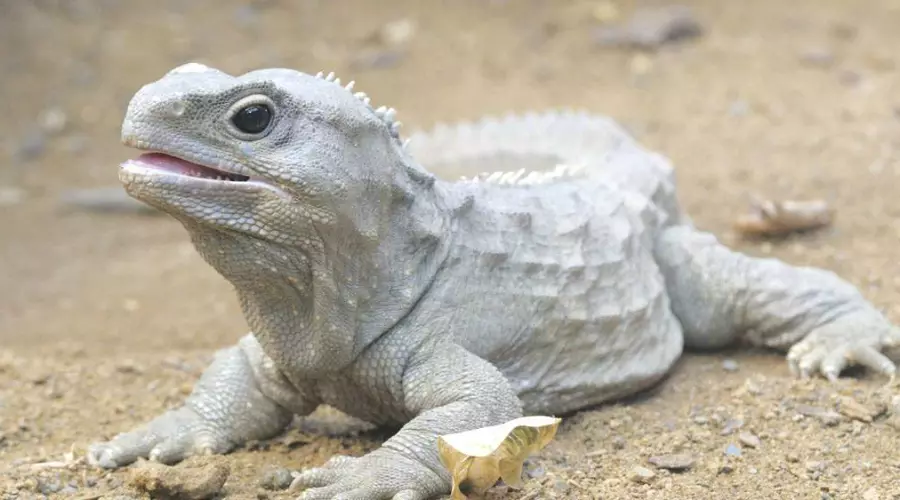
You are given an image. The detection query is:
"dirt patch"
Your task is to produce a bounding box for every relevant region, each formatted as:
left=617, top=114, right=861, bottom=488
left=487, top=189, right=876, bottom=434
left=2, top=0, right=900, bottom=498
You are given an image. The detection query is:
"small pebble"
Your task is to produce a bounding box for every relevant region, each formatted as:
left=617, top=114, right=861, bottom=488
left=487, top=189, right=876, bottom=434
left=798, top=48, right=835, bottom=68
left=721, top=418, right=743, bottom=435
left=593, top=5, right=703, bottom=49
left=862, top=486, right=880, bottom=500
left=350, top=49, right=406, bottom=70
left=552, top=478, right=570, bottom=494
left=648, top=453, right=695, bottom=471
left=805, top=460, right=826, bottom=472
left=722, top=359, right=739, bottom=372
left=36, top=478, right=63, bottom=495
left=738, top=431, right=761, bottom=448
left=115, top=359, right=143, bottom=374
left=259, top=466, right=293, bottom=491
left=16, top=129, right=46, bottom=161
left=724, top=443, right=742, bottom=457
left=838, top=69, right=862, bottom=86
left=39, top=108, right=68, bottom=134
left=628, top=466, right=655, bottom=484
left=794, top=404, right=842, bottom=426
left=378, top=18, right=416, bottom=45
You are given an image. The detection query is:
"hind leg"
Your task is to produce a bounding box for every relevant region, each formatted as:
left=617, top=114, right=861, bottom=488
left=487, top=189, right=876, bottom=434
left=654, top=226, right=898, bottom=381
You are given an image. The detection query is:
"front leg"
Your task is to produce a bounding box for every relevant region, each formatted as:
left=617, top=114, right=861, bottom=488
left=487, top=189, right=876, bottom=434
left=87, top=334, right=319, bottom=468
left=291, top=341, right=523, bottom=500
left=654, top=226, right=899, bottom=381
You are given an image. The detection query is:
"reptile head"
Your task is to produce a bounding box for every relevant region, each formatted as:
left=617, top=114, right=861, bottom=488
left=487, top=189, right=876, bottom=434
left=118, top=62, right=411, bottom=248
left=117, top=63, right=445, bottom=365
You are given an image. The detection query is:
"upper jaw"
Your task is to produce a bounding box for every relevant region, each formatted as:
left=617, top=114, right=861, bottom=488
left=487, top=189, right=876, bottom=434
left=119, top=136, right=290, bottom=199
left=122, top=134, right=258, bottom=180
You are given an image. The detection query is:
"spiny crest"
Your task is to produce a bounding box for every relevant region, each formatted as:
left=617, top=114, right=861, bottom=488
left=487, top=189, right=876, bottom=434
left=459, top=163, right=588, bottom=186
left=314, top=71, right=404, bottom=142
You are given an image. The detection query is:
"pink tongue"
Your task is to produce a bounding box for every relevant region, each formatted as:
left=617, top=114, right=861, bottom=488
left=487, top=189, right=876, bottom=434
left=133, top=152, right=221, bottom=176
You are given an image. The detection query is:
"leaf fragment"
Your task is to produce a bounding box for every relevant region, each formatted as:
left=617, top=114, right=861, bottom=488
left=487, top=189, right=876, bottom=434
left=437, top=416, right=561, bottom=499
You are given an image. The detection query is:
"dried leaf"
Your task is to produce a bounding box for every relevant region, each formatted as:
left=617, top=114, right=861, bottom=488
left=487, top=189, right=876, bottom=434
left=437, top=416, right=561, bottom=499
left=734, top=198, right=834, bottom=238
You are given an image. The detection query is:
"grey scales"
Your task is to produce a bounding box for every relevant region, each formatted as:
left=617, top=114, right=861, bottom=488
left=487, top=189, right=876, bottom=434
left=85, top=63, right=900, bottom=500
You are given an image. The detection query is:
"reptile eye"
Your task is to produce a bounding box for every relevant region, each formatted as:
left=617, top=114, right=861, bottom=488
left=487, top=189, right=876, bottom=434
left=231, top=103, right=272, bottom=134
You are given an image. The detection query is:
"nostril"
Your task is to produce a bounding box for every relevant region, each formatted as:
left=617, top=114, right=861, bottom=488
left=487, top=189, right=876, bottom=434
left=167, top=100, right=187, bottom=118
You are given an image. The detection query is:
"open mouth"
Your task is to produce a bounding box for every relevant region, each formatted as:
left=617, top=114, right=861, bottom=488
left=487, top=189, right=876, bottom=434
left=120, top=150, right=292, bottom=202
left=126, top=152, right=251, bottom=182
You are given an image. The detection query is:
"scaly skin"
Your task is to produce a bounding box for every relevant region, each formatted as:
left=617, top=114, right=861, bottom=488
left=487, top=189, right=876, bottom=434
left=86, top=63, right=899, bottom=500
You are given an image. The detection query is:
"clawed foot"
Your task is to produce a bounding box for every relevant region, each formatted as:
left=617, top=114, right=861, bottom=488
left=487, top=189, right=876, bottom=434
left=291, top=449, right=447, bottom=500
left=87, top=342, right=295, bottom=469
left=786, top=309, right=900, bottom=382
left=87, top=406, right=235, bottom=469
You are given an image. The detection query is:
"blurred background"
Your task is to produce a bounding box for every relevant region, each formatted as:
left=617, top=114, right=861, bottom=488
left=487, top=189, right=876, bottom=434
left=1, top=1, right=899, bottom=498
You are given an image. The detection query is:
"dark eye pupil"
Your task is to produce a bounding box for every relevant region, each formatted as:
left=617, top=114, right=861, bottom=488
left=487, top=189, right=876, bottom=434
left=232, top=104, right=271, bottom=134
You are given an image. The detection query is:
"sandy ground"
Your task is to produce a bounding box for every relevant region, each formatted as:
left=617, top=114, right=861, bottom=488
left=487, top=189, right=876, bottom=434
left=2, top=0, right=900, bottom=498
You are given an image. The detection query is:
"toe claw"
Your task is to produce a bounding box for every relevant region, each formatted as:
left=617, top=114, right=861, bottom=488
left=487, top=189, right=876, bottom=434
left=820, top=348, right=849, bottom=383
left=883, top=328, right=900, bottom=346
left=787, top=357, right=800, bottom=377
left=148, top=436, right=194, bottom=465
left=798, top=358, right=819, bottom=379
left=849, top=345, right=896, bottom=377
left=87, top=446, right=119, bottom=469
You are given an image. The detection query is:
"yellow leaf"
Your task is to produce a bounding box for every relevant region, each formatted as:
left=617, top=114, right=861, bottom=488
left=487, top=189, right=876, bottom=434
left=437, top=416, right=561, bottom=499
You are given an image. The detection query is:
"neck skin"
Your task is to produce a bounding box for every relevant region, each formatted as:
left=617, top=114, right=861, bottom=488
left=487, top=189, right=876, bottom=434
left=183, top=152, right=457, bottom=381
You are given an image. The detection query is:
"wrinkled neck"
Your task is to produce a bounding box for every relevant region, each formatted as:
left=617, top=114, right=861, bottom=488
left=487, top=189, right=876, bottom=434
left=314, top=154, right=453, bottom=353
left=199, top=156, right=455, bottom=380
